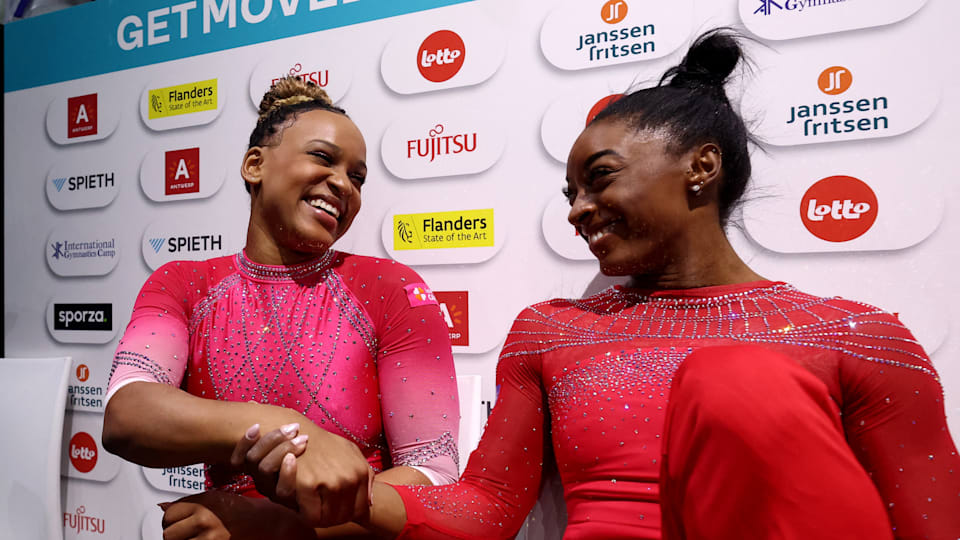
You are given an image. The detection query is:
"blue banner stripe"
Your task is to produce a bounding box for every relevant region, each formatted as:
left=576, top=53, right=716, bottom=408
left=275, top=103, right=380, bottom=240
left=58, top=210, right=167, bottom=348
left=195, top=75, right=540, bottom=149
left=4, top=0, right=473, bottom=92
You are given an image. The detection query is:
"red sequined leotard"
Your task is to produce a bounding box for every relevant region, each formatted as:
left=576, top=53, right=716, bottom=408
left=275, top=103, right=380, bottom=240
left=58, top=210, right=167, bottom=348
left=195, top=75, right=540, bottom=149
left=107, top=250, right=460, bottom=490
left=394, top=281, right=959, bottom=539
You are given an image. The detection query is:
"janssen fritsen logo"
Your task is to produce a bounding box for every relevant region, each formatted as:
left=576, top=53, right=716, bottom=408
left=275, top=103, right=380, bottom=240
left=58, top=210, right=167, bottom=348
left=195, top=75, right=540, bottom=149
left=54, top=303, right=112, bottom=331
left=786, top=66, right=889, bottom=138
left=69, top=431, right=98, bottom=473
left=800, top=175, right=878, bottom=242
left=51, top=171, right=115, bottom=193
left=418, top=30, right=466, bottom=83
left=165, top=147, right=200, bottom=195
left=67, top=93, right=98, bottom=139
left=754, top=0, right=849, bottom=16
left=576, top=1, right=655, bottom=63
left=435, top=291, right=469, bottom=346
left=407, top=124, right=478, bottom=163
left=76, top=364, right=91, bottom=382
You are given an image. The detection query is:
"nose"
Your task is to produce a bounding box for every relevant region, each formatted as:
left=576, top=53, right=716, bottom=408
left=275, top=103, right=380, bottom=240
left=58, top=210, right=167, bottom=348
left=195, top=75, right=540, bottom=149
left=325, top=167, right=350, bottom=195
left=567, top=191, right=596, bottom=232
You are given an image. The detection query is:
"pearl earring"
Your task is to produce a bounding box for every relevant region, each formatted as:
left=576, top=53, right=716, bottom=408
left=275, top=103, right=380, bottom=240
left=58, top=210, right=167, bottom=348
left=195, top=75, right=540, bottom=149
left=690, top=182, right=704, bottom=194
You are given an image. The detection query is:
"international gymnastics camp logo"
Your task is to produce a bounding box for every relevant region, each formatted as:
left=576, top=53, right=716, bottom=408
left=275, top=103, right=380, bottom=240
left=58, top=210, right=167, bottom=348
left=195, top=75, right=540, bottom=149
left=800, top=175, right=877, bottom=242
left=754, top=0, right=849, bottom=16
left=417, top=30, right=466, bottom=83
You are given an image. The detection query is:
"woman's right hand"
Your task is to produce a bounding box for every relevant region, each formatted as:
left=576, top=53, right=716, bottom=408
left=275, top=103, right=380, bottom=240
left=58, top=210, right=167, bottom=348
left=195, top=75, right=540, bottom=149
left=232, top=423, right=375, bottom=528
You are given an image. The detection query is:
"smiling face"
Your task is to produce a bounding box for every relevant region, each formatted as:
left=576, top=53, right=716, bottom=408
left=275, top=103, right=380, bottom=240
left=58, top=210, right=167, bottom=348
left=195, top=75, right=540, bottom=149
left=565, top=119, right=697, bottom=278
left=244, top=108, right=367, bottom=262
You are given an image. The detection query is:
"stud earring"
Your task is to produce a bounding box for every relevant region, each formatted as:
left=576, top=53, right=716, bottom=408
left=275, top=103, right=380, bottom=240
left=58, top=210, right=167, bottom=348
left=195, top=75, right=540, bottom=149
left=690, top=181, right=704, bottom=194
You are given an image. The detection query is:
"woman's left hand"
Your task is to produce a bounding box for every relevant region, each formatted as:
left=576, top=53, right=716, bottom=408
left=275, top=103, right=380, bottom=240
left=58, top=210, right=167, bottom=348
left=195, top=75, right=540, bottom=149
left=160, top=491, right=317, bottom=540
left=160, top=499, right=230, bottom=540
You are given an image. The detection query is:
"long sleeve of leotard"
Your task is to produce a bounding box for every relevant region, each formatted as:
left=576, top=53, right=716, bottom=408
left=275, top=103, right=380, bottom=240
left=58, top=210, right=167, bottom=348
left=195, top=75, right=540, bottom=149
left=392, top=307, right=549, bottom=539
left=355, top=261, right=461, bottom=486
left=831, top=306, right=960, bottom=539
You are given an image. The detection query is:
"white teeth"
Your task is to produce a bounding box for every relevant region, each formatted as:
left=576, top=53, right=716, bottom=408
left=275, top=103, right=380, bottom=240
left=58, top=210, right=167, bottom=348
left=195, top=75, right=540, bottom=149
left=586, top=224, right=616, bottom=244
left=307, top=198, right=340, bottom=218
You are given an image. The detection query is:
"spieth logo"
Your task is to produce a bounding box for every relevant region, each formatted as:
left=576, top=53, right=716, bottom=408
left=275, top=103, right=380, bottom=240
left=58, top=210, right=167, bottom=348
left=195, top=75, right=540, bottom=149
left=800, top=175, right=878, bottom=242
left=435, top=291, right=469, bottom=346
left=69, top=431, right=98, bottom=473
left=754, top=0, right=849, bottom=16
left=76, top=364, right=91, bottom=382
left=165, top=147, right=200, bottom=195
left=602, top=0, right=628, bottom=24
left=54, top=303, right=112, bottom=331
left=586, top=94, right=624, bottom=126
left=273, top=63, right=329, bottom=87
left=50, top=172, right=115, bottom=193
left=149, top=235, right=223, bottom=254
left=67, top=94, right=98, bottom=139
left=418, top=30, right=466, bottom=83
left=407, top=124, right=478, bottom=163
left=63, top=506, right=106, bottom=536
left=818, top=66, right=852, bottom=95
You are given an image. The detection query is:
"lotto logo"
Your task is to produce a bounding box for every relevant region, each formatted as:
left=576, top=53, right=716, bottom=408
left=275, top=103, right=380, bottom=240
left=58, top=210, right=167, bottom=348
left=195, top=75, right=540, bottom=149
left=417, top=30, right=466, bottom=83
left=67, top=94, right=98, bottom=139
left=69, top=431, right=98, bottom=473
left=165, top=148, right=200, bottom=195
left=76, top=364, right=90, bottom=382
left=800, top=175, right=878, bottom=242
left=586, top=94, right=624, bottom=126
left=601, top=0, right=628, bottom=24
left=818, top=66, right=852, bottom=95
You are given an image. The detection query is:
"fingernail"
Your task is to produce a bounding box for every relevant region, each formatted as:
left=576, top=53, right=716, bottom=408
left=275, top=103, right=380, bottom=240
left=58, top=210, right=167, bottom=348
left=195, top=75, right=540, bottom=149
left=283, top=453, right=296, bottom=466
left=157, top=502, right=172, bottom=511
left=291, top=434, right=308, bottom=446
left=280, top=423, right=299, bottom=437
left=245, top=424, right=260, bottom=440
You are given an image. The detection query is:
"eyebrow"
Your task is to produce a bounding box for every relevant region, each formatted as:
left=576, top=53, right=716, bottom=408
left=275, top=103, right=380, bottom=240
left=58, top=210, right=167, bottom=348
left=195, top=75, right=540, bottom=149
left=583, top=149, right=621, bottom=169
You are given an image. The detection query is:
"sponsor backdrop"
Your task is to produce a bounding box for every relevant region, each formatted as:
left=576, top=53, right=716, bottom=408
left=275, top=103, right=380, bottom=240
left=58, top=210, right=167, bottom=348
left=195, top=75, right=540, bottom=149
left=4, top=0, right=960, bottom=538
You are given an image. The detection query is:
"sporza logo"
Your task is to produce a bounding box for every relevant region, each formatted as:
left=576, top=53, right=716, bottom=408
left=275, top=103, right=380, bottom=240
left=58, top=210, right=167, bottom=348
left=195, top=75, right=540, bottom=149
left=54, top=303, right=112, bottom=331
left=754, top=0, right=849, bottom=16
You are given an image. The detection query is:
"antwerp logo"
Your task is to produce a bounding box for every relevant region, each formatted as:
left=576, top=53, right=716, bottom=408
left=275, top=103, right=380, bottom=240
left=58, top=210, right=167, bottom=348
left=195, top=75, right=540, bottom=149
left=69, top=431, right=99, bottom=473
left=800, top=175, right=878, bottom=242
left=601, top=0, right=628, bottom=24
left=818, top=66, right=852, bottom=95
left=165, top=147, right=200, bottom=195
left=417, top=30, right=466, bottom=83
left=67, top=94, right=98, bottom=139
left=393, top=209, right=494, bottom=251
left=435, top=291, right=469, bottom=346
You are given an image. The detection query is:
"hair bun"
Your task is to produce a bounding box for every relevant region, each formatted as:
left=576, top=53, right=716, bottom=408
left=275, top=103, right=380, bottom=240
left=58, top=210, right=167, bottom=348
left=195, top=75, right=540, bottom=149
left=664, top=28, right=744, bottom=90
left=257, top=76, right=333, bottom=122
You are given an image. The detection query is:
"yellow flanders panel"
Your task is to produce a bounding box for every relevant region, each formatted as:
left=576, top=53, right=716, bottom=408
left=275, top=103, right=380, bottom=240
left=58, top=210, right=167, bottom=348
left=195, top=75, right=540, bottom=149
left=393, top=209, right=495, bottom=250
left=148, top=79, right=218, bottom=119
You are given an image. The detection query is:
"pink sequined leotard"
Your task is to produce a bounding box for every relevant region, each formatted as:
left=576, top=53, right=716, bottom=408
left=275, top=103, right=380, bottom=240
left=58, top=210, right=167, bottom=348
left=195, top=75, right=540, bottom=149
left=394, top=281, right=960, bottom=539
left=107, top=250, right=460, bottom=490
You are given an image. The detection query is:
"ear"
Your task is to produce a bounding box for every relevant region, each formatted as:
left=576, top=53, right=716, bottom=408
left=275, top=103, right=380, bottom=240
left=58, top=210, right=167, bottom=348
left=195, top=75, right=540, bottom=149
left=241, top=147, right=265, bottom=191
left=684, top=143, right=722, bottom=195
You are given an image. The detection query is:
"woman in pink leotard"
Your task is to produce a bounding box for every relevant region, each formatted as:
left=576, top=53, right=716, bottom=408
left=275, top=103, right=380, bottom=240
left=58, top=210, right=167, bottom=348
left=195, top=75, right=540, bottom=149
left=102, top=76, right=460, bottom=538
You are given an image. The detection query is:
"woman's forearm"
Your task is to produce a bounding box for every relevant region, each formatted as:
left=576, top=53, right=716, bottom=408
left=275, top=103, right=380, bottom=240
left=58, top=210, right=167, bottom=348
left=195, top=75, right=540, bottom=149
left=102, top=381, right=303, bottom=467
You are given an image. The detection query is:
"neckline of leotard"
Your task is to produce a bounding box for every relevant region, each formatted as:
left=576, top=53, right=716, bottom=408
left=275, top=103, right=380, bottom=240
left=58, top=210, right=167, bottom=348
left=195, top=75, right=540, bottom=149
left=608, top=280, right=793, bottom=306
left=235, top=249, right=338, bottom=282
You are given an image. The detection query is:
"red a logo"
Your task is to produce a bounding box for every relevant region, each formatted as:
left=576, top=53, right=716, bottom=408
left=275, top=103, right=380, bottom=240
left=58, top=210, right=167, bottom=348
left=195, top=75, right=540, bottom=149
left=435, top=291, right=469, bottom=346
left=165, top=148, right=201, bottom=196
left=67, top=94, right=98, bottom=139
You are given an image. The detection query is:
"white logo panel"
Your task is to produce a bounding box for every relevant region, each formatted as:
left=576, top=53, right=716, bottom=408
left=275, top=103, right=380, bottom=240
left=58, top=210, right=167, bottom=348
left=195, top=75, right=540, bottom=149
left=540, top=0, right=693, bottom=71
left=542, top=193, right=593, bottom=261
left=60, top=411, right=122, bottom=482
left=142, top=464, right=206, bottom=495
left=742, top=42, right=938, bottom=146
left=541, top=90, right=626, bottom=163
left=46, top=223, right=120, bottom=277
left=138, top=143, right=227, bottom=202
left=249, top=53, right=352, bottom=108
left=45, top=154, right=122, bottom=211
left=742, top=147, right=943, bottom=253
left=739, top=0, right=927, bottom=40
left=44, top=90, right=120, bottom=145
left=381, top=109, right=506, bottom=180
left=381, top=16, right=506, bottom=95
left=142, top=218, right=236, bottom=270
left=46, top=297, right=120, bottom=345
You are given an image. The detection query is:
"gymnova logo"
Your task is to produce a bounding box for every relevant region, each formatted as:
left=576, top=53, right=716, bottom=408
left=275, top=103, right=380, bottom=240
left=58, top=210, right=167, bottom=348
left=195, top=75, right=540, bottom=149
left=142, top=219, right=233, bottom=270
left=541, top=91, right=628, bottom=163
left=60, top=411, right=121, bottom=482
left=540, top=0, right=692, bottom=71
left=382, top=205, right=504, bottom=266
left=45, top=154, right=121, bottom=211
left=139, top=142, right=226, bottom=202
left=46, top=224, right=120, bottom=277
left=742, top=45, right=938, bottom=146
left=45, top=90, right=120, bottom=145
left=47, top=299, right=119, bottom=344
left=739, top=0, right=927, bottom=40
left=249, top=54, right=352, bottom=109
left=142, top=464, right=206, bottom=495
left=381, top=12, right=505, bottom=95
left=542, top=193, right=593, bottom=261
left=140, top=76, right=225, bottom=131
left=381, top=108, right=506, bottom=180
left=742, top=150, right=943, bottom=253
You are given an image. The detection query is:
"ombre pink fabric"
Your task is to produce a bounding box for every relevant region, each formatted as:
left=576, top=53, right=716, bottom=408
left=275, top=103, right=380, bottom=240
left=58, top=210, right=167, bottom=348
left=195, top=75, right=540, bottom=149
left=108, top=250, right=460, bottom=491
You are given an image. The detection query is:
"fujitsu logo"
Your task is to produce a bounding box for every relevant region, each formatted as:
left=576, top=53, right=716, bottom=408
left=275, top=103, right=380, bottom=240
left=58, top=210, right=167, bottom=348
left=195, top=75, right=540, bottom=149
left=63, top=505, right=106, bottom=535
left=417, top=30, right=466, bottom=83
left=272, top=63, right=329, bottom=87
left=406, top=124, right=478, bottom=162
